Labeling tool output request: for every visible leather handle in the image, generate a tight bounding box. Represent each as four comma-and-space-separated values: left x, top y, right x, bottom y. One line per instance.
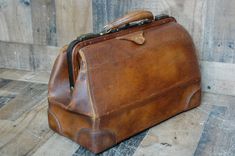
104, 10, 154, 31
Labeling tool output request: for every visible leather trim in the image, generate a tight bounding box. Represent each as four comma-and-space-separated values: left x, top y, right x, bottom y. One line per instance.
48, 109, 62, 133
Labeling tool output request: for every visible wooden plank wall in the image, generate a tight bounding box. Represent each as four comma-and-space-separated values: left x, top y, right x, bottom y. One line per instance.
0, 0, 234, 96
0, 0, 92, 71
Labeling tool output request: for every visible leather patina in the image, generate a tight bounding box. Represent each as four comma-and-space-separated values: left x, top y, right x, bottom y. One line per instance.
48, 10, 201, 154
116, 31, 145, 45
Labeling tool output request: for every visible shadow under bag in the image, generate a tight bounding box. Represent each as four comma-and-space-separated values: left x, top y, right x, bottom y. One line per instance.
48, 10, 201, 154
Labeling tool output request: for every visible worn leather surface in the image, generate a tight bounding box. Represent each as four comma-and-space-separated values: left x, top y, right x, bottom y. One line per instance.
116, 30, 145, 45
48, 12, 201, 154
104, 10, 153, 31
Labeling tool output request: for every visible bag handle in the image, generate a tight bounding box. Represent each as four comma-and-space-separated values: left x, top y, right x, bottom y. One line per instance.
103, 10, 154, 32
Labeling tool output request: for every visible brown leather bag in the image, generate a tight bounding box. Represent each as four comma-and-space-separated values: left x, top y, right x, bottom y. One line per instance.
48, 10, 201, 154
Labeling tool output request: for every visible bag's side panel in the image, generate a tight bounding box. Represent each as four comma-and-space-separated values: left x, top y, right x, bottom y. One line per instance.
48, 46, 102, 152
66, 53, 96, 117
48, 46, 72, 106
48, 46, 95, 116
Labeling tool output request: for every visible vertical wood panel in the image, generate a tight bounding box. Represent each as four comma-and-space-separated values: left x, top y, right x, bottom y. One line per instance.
92, 0, 202, 32
92, 0, 138, 33
31, 0, 57, 46
202, 0, 235, 63
55, 0, 92, 46
0, 0, 33, 43
0, 41, 32, 70
201, 61, 235, 96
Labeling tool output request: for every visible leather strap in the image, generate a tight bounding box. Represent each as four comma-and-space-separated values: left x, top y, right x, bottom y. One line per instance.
104, 10, 153, 31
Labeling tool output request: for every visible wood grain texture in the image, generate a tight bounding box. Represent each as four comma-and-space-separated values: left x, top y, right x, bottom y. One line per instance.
0, 68, 50, 84
31, 0, 57, 46
92, 0, 201, 31
0, 78, 47, 120
0, 78, 11, 88
201, 61, 235, 96
0, 79, 53, 156
0, 41, 31, 70
0, 41, 59, 71
0, 101, 54, 156
0, 94, 15, 108
0, 0, 92, 47
0, 0, 33, 43
194, 104, 235, 156
55, 0, 92, 46
202, 0, 235, 63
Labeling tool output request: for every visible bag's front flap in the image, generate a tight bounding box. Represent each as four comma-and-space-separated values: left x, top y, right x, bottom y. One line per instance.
79, 21, 200, 117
